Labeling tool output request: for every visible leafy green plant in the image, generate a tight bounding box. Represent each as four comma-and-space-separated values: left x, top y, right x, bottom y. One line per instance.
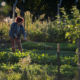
0, 50, 78, 66
58, 6, 80, 43
0, 63, 78, 80
0, 29, 5, 41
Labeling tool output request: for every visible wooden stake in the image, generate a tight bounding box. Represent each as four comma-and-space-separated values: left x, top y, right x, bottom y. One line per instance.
57, 43, 60, 80
77, 37, 80, 80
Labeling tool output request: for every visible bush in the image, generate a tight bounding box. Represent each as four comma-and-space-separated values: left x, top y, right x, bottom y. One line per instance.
1, 6, 80, 43
0, 12, 69, 43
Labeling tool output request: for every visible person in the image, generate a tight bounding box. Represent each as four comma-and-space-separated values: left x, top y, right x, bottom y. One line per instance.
9, 16, 27, 53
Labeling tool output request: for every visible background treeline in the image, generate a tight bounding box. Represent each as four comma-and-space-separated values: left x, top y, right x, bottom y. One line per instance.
4, 0, 80, 21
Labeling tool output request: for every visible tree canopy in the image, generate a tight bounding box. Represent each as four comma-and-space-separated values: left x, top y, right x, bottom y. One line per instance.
1, 0, 80, 21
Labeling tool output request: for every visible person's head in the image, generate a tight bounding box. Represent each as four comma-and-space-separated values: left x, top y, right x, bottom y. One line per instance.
15, 16, 24, 26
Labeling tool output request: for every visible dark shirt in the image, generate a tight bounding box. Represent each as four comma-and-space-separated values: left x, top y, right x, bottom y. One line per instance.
9, 22, 26, 39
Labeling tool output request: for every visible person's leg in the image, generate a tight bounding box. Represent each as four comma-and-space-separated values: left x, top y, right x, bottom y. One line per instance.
10, 37, 15, 53
15, 38, 22, 53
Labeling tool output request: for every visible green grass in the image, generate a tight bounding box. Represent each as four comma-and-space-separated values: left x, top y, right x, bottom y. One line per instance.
0, 42, 77, 51
22, 42, 77, 51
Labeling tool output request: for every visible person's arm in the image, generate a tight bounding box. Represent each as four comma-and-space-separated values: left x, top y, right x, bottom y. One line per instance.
22, 25, 27, 40
11, 23, 17, 37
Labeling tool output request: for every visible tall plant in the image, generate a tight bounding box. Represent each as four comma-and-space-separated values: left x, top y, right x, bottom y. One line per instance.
57, 6, 80, 43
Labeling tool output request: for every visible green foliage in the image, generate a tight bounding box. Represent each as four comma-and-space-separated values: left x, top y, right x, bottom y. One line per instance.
0, 42, 77, 51
0, 13, 68, 43
0, 63, 78, 80
22, 42, 51, 50
2, 8, 80, 43
0, 49, 78, 66
22, 42, 77, 51
24, 12, 68, 42
0, 51, 28, 64
57, 6, 80, 43
0, 42, 78, 80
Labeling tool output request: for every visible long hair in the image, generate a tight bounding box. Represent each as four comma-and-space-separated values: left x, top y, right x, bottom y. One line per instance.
15, 16, 24, 23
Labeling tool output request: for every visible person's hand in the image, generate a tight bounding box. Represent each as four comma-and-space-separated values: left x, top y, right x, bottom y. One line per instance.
23, 38, 27, 41
15, 36, 18, 39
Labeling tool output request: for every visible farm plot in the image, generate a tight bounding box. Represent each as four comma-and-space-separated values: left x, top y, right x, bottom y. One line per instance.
0, 42, 78, 80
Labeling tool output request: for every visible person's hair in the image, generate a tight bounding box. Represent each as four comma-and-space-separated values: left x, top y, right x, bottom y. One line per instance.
15, 16, 24, 23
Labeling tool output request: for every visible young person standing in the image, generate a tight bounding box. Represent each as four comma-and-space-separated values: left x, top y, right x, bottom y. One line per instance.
9, 16, 27, 53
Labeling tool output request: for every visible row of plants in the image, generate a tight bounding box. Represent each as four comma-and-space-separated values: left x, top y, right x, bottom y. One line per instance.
0, 42, 78, 80
24, 49, 76, 57
0, 42, 77, 51
22, 42, 77, 51
0, 50, 78, 66
28, 52, 78, 66
0, 63, 78, 80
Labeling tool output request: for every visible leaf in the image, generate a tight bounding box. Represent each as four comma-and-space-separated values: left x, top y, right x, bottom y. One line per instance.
38, 14, 45, 20
65, 32, 70, 38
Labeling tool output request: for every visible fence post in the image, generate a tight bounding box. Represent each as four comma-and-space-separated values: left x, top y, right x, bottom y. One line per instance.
13, 4, 15, 22
57, 43, 60, 80
57, 4, 59, 15
13, 0, 18, 22
77, 37, 80, 80
23, 0, 25, 29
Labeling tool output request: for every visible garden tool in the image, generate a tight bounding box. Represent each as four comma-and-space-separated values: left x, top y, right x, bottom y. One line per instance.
24, 39, 53, 49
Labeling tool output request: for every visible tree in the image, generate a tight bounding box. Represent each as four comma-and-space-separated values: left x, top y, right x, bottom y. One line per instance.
4, 0, 80, 21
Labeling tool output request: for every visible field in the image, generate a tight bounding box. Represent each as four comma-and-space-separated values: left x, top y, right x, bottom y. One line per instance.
0, 42, 78, 80
0, 6, 80, 80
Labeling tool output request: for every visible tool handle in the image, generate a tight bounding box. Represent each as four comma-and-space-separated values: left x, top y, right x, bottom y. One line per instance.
25, 39, 53, 49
